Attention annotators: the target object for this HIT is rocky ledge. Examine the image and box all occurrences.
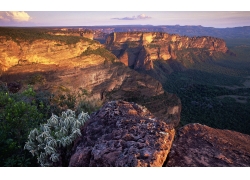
[69,100,175,167]
[69,102,250,167]
[165,123,250,167]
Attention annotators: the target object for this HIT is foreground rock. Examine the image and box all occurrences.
[69,101,175,167]
[165,123,250,167]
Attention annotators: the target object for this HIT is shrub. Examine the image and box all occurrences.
[0,87,47,166]
[24,109,90,167]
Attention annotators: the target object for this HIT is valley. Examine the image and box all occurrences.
[0,25,250,167]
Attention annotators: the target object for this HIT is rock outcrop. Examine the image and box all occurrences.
[105,32,229,71]
[69,100,175,167]
[165,123,250,167]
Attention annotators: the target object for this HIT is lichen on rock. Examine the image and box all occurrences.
[69,100,175,167]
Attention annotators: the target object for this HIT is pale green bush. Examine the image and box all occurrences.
[24,109,89,167]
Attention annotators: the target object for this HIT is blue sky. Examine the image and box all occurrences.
[1,1,250,28]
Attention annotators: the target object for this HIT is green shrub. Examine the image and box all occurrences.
[24,109,90,167]
[0,87,48,166]
[81,47,117,63]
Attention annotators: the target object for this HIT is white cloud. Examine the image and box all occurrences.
[0,11,31,22]
[112,14,152,20]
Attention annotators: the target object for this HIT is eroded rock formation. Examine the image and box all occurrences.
[165,123,250,167]
[105,32,229,70]
[0,36,101,72]
[69,100,175,167]
[0,33,181,126]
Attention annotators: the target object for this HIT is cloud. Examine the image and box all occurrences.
[112,14,151,20]
[0,11,31,22]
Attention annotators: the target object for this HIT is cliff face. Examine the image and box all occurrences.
[0,36,101,72]
[105,32,228,70]
[0,36,181,127]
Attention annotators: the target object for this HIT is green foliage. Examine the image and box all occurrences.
[24,109,90,167]
[0,86,49,166]
[163,72,250,135]
[81,47,117,63]
[50,87,102,116]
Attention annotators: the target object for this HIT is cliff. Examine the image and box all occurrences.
[105,32,229,71]
[0,31,181,127]
[0,36,100,72]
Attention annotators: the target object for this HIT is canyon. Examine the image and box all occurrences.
[0,28,181,127]
[0,27,250,167]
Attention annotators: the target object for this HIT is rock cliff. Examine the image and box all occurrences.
[105,32,229,71]
[0,36,100,72]
[165,123,250,167]
[0,31,181,126]
[69,100,175,167]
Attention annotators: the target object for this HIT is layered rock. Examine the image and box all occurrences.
[165,123,250,167]
[0,31,181,127]
[0,36,101,72]
[48,29,94,40]
[105,32,228,70]
[69,100,175,167]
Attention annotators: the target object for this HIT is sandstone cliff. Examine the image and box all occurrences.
[0,36,100,72]
[105,32,229,71]
[0,30,181,127]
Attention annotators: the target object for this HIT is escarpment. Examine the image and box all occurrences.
[0,37,101,72]
[0,31,181,127]
[105,32,229,71]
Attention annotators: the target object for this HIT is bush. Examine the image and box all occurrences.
[24,109,90,167]
[0,86,48,166]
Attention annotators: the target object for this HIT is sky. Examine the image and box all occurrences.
[0,1,250,28]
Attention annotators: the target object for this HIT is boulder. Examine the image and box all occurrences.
[69,100,175,167]
[165,123,250,167]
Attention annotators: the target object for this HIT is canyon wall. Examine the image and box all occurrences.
[0,36,181,127]
[0,36,100,72]
[106,32,228,70]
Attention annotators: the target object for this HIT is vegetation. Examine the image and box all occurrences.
[81,47,117,63]
[0,85,49,166]
[0,27,96,45]
[0,81,102,166]
[24,109,89,167]
[161,43,250,135]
